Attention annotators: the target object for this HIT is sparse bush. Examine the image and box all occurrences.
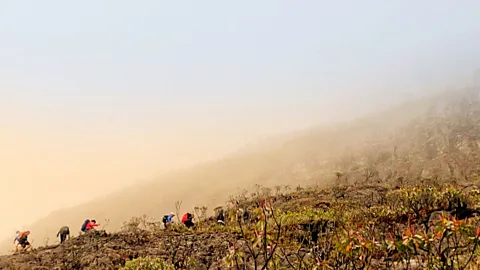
[121,215,160,232]
[121,257,174,270]
[218,184,480,269]
[193,206,208,222]
[175,201,183,222]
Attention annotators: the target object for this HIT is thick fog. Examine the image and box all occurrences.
[1,0,480,247]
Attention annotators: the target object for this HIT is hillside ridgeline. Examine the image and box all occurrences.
[2,88,480,268]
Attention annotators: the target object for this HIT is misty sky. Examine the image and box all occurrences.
[1,0,480,236]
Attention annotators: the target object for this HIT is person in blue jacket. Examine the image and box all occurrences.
[162,212,175,229]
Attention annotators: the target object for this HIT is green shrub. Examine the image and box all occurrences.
[121,257,174,270]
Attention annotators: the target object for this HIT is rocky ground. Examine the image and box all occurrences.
[0,185,333,270]
[0,184,404,270]
[0,229,235,270]
[1,182,480,270]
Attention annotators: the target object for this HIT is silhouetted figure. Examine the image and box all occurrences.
[243,210,250,223]
[57,226,70,243]
[216,209,225,225]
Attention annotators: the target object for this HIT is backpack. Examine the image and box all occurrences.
[18,232,28,241]
[162,215,168,223]
[81,219,90,232]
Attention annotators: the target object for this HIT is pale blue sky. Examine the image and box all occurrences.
[2,0,480,131]
[1,1,480,234]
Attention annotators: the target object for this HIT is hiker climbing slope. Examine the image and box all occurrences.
[57,226,70,243]
[181,212,195,229]
[86,220,99,230]
[162,212,175,229]
[15,231,31,252]
[81,219,99,233]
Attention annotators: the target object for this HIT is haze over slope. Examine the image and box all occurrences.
[2,0,480,253]
[3,87,478,253]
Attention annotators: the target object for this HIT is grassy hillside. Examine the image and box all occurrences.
[2,181,480,269]
[2,87,479,255]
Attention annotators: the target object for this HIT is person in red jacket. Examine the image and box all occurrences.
[86,220,99,231]
[181,213,195,229]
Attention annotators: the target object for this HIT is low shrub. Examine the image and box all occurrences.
[120,257,174,270]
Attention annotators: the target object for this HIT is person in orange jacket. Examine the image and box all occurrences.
[15,231,31,252]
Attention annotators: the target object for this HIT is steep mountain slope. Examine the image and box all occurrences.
[2,179,480,269]
[2,88,478,254]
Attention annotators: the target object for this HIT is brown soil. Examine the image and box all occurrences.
[0,229,234,270]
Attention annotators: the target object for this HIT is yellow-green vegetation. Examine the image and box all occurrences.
[120,257,174,270]
[214,183,480,269]
[4,89,480,269]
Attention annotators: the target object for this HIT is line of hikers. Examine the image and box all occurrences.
[162,212,196,229]
[162,209,236,229]
[12,211,207,252]
[13,205,256,253]
[162,208,250,229]
[12,219,99,253]
[12,202,259,253]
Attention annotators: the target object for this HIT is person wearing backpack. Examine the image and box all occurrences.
[81,219,99,233]
[57,226,70,243]
[162,212,175,229]
[181,212,195,229]
[15,231,31,252]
